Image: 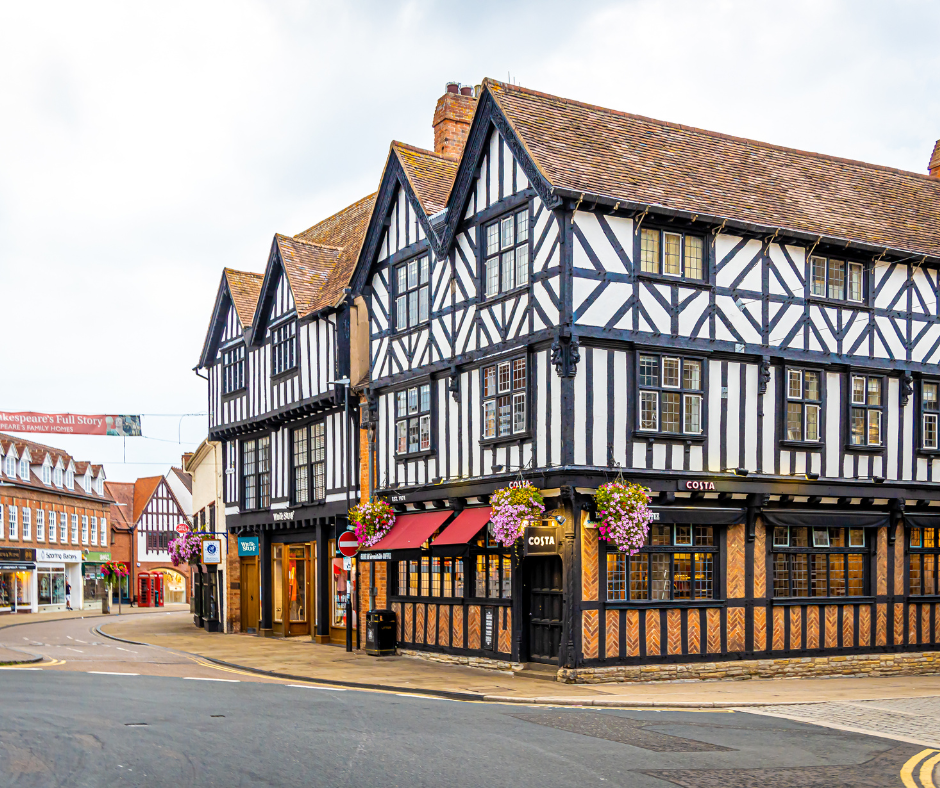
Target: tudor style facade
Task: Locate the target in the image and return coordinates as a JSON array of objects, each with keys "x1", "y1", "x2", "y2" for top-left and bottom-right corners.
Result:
[{"x1": 350, "y1": 80, "x2": 940, "y2": 680}]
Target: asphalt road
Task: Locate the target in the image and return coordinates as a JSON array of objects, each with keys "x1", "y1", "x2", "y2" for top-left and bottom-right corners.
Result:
[{"x1": 0, "y1": 615, "x2": 933, "y2": 787}]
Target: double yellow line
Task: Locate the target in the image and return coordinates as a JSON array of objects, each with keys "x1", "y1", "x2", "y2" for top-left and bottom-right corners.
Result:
[{"x1": 902, "y1": 749, "x2": 940, "y2": 788}]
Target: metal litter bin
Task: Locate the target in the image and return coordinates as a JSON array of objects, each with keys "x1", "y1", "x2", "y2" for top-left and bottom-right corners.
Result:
[{"x1": 365, "y1": 609, "x2": 397, "y2": 656}]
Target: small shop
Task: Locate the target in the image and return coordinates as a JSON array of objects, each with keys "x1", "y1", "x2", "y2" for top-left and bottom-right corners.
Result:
[
  {"x1": 81, "y1": 550, "x2": 111, "y2": 610},
  {"x1": 273, "y1": 542, "x2": 313, "y2": 637},
  {"x1": 152, "y1": 567, "x2": 188, "y2": 605},
  {"x1": 330, "y1": 543, "x2": 356, "y2": 642},
  {"x1": 0, "y1": 548, "x2": 37, "y2": 614},
  {"x1": 36, "y1": 549, "x2": 83, "y2": 612}
]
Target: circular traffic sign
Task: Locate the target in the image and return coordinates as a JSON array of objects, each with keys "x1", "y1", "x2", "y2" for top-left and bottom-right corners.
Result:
[
  {"x1": 337, "y1": 530, "x2": 359, "y2": 557},
  {"x1": 175, "y1": 522, "x2": 190, "y2": 533}
]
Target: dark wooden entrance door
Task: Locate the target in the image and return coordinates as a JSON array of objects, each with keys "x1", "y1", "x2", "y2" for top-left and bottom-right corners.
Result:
[
  {"x1": 240, "y1": 558, "x2": 259, "y2": 633},
  {"x1": 525, "y1": 556, "x2": 563, "y2": 663}
]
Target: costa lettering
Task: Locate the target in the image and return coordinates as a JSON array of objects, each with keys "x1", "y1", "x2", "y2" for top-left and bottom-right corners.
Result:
[
  {"x1": 527, "y1": 534, "x2": 556, "y2": 548},
  {"x1": 683, "y1": 481, "x2": 716, "y2": 491},
  {"x1": 523, "y1": 526, "x2": 560, "y2": 556}
]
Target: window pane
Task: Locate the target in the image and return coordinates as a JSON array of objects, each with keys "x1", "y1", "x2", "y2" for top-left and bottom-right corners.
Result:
[
  {"x1": 813, "y1": 528, "x2": 830, "y2": 547},
  {"x1": 911, "y1": 528, "x2": 922, "y2": 547},
  {"x1": 418, "y1": 287, "x2": 429, "y2": 323},
  {"x1": 455, "y1": 559, "x2": 464, "y2": 597},
  {"x1": 927, "y1": 529, "x2": 936, "y2": 549},
  {"x1": 483, "y1": 366, "x2": 496, "y2": 398},
  {"x1": 650, "y1": 554, "x2": 670, "y2": 600},
  {"x1": 787, "y1": 402, "x2": 803, "y2": 441},
  {"x1": 791, "y1": 527, "x2": 809, "y2": 548},
  {"x1": 398, "y1": 562, "x2": 407, "y2": 595},
  {"x1": 500, "y1": 216, "x2": 514, "y2": 249},
  {"x1": 639, "y1": 355, "x2": 659, "y2": 387},
  {"x1": 512, "y1": 358, "x2": 526, "y2": 390},
  {"x1": 498, "y1": 362, "x2": 511, "y2": 393},
  {"x1": 773, "y1": 527, "x2": 789, "y2": 547},
  {"x1": 684, "y1": 394, "x2": 701, "y2": 434},
  {"x1": 501, "y1": 250, "x2": 515, "y2": 291},
  {"x1": 684, "y1": 236, "x2": 703, "y2": 280},
  {"x1": 515, "y1": 243, "x2": 529, "y2": 287},
  {"x1": 488, "y1": 555, "x2": 499, "y2": 597},
  {"x1": 695, "y1": 553, "x2": 713, "y2": 599},
  {"x1": 420, "y1": 384, "x2": 430, "y2": 413},
  {"x1": 485, "y1": 256, "x2": 499, "y2": 297},
  {"x1": 806, "y1": 404, "x2": 820, "y2": 442},
  {"x1": 516, "y1": 210, "x2": 529, "y2": 243},
  {"x1": 497, "y1": 395, "x2": 512, "y2": 437},
  {"x1": 851, "y1": 408, "x2": 865, "y2": 445},
  {"x1": 848, "y1": 262, "x2": 863, "y2": 302},
  {"x1": 409, "y1": 560, "x2": 419, "y2": 596},
  {"x1": 926, "y1": 414, "x2": 938, "y2": 449},
  {"x1": 673, "y1": 554, "x2": 691, "y2": 599},
  {"x1": 926, "y1": 555, "x2": 936, "y2": 595},
  {"x1": 664, "y1": 233, "x2": 681, "y2": 276},
  {"x1": 420, "y1": 556, "x2": 430, "y2": 597},
  {"x1": 792, "y1": 554, "x2": 808, "y2": 596},
  {"x1": 629, "y1": 555, "x2": 648, "y2": 600},
  {"x1": 926, "y1": 383, "x2": 938, "y2": 408},
  {"x1": 397, "y1": 265, "x2": 407, "y2": 294},
  {"x1": 828, "y1": 259, "x2": 844, "y2": 300},
  {"x1": 407, "y1": 257, "x2": 418, "y2": 289},
  {"x1": 607, "y1": 553, "x2": 627, "y2": 601},
  {"x1": 811, "y1": 256, "x2": 826, "y2": 297},
  {"x1": 419, "y1": 415, "x2": 431, "y2": 451},
  {"x1": 408, "y1": 387, "x2": 418, "y2": 414},
  {"x1": 804, "y1": 371, "x2": 819, "y2": 401},
  {"x1": 675, "y1": 525, "x2": 692, "y2": 546},
  {"x1": 852, "y1": 376, "x2": 866, "y2": 404},
  {"x1": 829, "y1": 554, "x2": 846, "y2": 597},
  {"x1": 811, "y1": 554, "x2": 828, "y2": 596},
  {"x1": 683, "y1": 360, "x2": 701, "y2": 390},
  {"x1": 694, "y1": 526, "x2": 714, "y2": 546},
  {"x1": 419, "y1": 255, "x2": 429, "y2": 285},
  {"x1": 640, "y1": 229, "x2": 659, "y2": 274},
  {"x1": 396, "y1": 391, "x2": 407, "y2": 416},
  {"x1": 847, "y1": 554, "x2": 865, "y2": 596},
  {"x1": 867, "y1": 377, "x2": 882, "y2": 406},
  {"x1": 431, "y1": 558, "x2": 441, "y2": 597},
  {"x1": 788, "y1": 369, "x2": 802, "y2": 399},
  {"x1": 650, "y1": 524, "x2": 670, "y2": 546},
  {"x1": 408, "y1": 419, "x2": 419, "y2": 453},
  {"x1": 662, "y1": 392, "x2": 680, "y2": 433},
  {"x1": 512, "y1": 393, "x2": 526, "y2": 433},
  {"x1": 868, "y1": 410, "x2": 882, "y2": 445},
  {"x1": 396, "y1": 296, "x2": 407, "y2": 330},
  {"x1": 501, "y1": 557, "x2": 512, "y2": 599},
  {"x1": 486, "y1": 223, "x2": 500, "y2": 256},
  {"x1": 483, "y1": 400, "x2": 496, "y2": 439},
  {"x1": 849, "y1": 529, "x2": 865, "y2": 548},
  {"x1": 408, "y1": 290, "x2": 418, "y2": 327},
  {"x1": 911, "y1": 554, "x2": 923, "y2": 595},
  {"x1": 442, "y1": 559, "x2": 452, "y2": 598},
  {"x1": 662, "y1": 357, "x2": 680, "y2": 387},
  {"x1": 773, "y1": 554, "x2": 790, "y2": 597}
]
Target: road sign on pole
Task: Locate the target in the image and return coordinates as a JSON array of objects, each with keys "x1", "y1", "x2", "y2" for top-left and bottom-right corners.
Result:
[
  {"x1": 175, "y1": 522, "x2": 190, "y2": 533},
  {"x1": 337, "y1": 531, "x2": 359, "y2": 557}
]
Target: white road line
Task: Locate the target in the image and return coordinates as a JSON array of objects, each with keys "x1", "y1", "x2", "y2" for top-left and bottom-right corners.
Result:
[
  {"x1": 395, "y1": 693, "x2": 454, "y2": 701},
  {"x1": 183, "y1": 677, "x2": 240, "y2": 683},
  {"x1": 73, "y1": 640, "x2": 87, "y2": 644},
  {"x1": 287, "y1": 684, "x2": 347, "y2": 691},
  {"x1": 88, "y1": 671, "x2": 140, "y2": 676},
  {"x1": 0, "y1": 667, "x2": 42, "y2": 671},
  {"x1": 116, "y1": 647, "x2": 138, "y2": 654},
  {"x1": 65, "y1": 648, "x2": 84, "y2": 653},
  {"x1": 66, "y1": 636, "x2": 73, "y2": 640}
]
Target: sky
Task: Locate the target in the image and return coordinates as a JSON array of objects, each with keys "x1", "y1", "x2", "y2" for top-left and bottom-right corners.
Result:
[{"x1": 0, "y1": 0, "x2": 938, "y2": 481}]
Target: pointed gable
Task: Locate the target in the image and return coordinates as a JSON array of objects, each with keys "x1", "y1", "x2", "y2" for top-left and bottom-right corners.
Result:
[
  {"x1": 132, "y1": 475, "x2": 162, "y2": 523},
  {"x1": 198, "y1": 268, "x2": 262, "y2": 367},
  {"x1": 225, "y1": 269, "x2": 263, "y2": 329},
  {"x1": 393, "y1": 142, "x2": 459, "y2": 217}
]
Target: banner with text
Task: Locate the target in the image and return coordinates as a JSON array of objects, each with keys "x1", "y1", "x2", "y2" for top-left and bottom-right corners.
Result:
[{"x1": 0, "y1": 413, "x2": 142, "y2": 436}]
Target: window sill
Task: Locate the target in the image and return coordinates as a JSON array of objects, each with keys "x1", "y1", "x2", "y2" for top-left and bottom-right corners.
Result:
[
  {"x1": 635, "y1": 272, "x2": 712, "y2": 290},
  {"x1": 291, "y1": 499, "x2": 327, "y2": 508},
  {"x1": 779, "y1": 440, "x2": 824, "y2": 450},
  {"x1": 479, "y1": 432, "x2": 532, "y2": 447},
  {"x1": 395, "y1": 449, "x2": 436, "y2": 461},
  {"x1": 271, "y1": 367, "x2": 299, "y2": 384},
  {"x1": 222, "y1": 388, "x2": 246, "y2": 401},
  {"x1": 769, "y1": 596, "x2": 874, "y2": 605},
  {"x1": 807, "y1": 295, "x2": 871, "y2": 311},
  {"x1": 843, "y1": 444, "x2": 885, "y2": 454},
  {"x1": 632, "y1": 432, "x2": 706, "y2": 443},
  {"x1": 481, "y1": 285, "x2": 530, "y2": 307},
  {"x1": 916, "y1": 448, "x2": 940, "y2": 457}
]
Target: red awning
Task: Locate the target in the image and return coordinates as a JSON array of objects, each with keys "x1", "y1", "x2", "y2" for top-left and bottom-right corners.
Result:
[
  {"x1": 362, "y1": 511, "x2": 452, "y2": 554},
  {"x1": 431, "y1": 507, "x2": 491, "y2": 556}
]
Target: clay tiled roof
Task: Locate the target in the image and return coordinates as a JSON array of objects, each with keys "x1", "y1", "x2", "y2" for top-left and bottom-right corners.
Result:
[
  {"x1": 105, "y1": 481, "x2": 135, "y2": 530},
  {"x1": 930, "y1": 140, "x2": 940, "y2": 176},
  {"x1": 275, "y1": 235, "x2": 342, "y2": 317},
  {"x1": 292, "y1": 193, "x2": 376, "y2": 316},
  {"x1": 393, "y1": 142, "x2": 459, "y2": 216},
  {"x1": 223, "y1": 269, "x2": 263, "y2": 329},
  {"x1": 486, "y1": 79, "x2": 940, "y2": 258},
  {"x1": 132, "y1": 476, "x2": 162, "y2": 523},
  {"x1": 0, "y1": 432, "x2": 112, "y2": 502}
]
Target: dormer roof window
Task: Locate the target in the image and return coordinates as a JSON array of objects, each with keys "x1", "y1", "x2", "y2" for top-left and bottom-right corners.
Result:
[
  {"x1": 42, "y1": 465, "x2": 51, "y2": 485},
  {"x1": 66, "y1": 469, "x2": 74, "y2": 490},
  {"x1": 54, "y1": 466, "x2": 63, "y2": 488},
  {"x1": 4, "y1": 454, "x2": 15, "y2": 478},
  {"x1": 19, "y1": 459, "x2": 29, "y2": 481}
]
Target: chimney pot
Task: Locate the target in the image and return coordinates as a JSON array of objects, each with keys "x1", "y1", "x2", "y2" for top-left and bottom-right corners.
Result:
[
  {"x1": 930, "y1": 139, "x2": 940, "y2": 178},
  {"x1": 459, "y1": 85, "x2": 473, "y2": 97},
  {"x1": 433, "y1": 83, "x2": 478, "y2": 160},
  {"x1": 445, "y1": 81, "x2": 459, "y2": 94}
]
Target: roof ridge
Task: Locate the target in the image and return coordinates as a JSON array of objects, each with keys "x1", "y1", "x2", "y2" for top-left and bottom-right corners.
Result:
[
  {"x1": 294, "y1": 192, "x2": 379, "y2": 240},
  {"x1": 484, "y1": 78, "x2": 940, "y2": 185},
  {"x1": 391, "y1": 140, "x2": 454, "y2": 161},
  {"x1": 277, "y1": 233, "x2": 343, "y2": 252},
  {"x1": 223, "y1": 267, "x2": 263, "y2": 278}
]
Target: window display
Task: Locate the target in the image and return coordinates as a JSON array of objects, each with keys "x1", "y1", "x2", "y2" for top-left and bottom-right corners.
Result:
[{"x1": 38, "y1": 569, "x2": 66, "y2": 606}]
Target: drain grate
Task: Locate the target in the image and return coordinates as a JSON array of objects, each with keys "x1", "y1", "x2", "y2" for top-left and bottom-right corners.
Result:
[{"x1": 511, "y1": 712, "x2": 733, "y2": 753}]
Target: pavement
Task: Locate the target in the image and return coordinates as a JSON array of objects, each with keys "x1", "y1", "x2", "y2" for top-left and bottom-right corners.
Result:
[{"x1": 98, "y1": 611, "x2": 940, "y2": 711}]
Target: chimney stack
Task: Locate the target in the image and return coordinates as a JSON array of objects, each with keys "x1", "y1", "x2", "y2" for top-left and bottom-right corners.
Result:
[
  {"x1": 433, "y1": 81, "x2": 477, "y2": 160},
  {"x1": 930, "y1": 140, "x2": 940, "y2": 178}
]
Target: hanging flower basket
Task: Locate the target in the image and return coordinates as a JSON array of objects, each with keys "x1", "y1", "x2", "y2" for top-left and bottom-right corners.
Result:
[
  {"x1": 593, "y1": 481, "x2": 653, "y2": 554},
  {"x1": 489, "y1": 482, "x2": 545, "y2": 547},
  {"x1": 100, "y1": 560, "x2": 129, "y2": 586},
  {"x1": 168, "y1": 532, "x2": 203, "y2": 566},
  {"x1": 349, "y1": 498, "x2": 396, "y2": 548}
]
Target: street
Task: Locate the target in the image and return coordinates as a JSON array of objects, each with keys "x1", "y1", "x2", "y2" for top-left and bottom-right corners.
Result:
[{"x1": 0, "y1": 615, "x2": 937, "y2": 787}]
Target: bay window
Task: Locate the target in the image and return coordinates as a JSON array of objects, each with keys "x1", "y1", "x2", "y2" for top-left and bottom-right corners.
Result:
[
  {"x1": 482, "y1": 356, "x2": 527, "y2": 439},
  {"x1": 849, "y1": 373, "x2": 883, "y2": 447},
  {"x1": 785, "y1": 368, "x2": 821, "y2": 442}
]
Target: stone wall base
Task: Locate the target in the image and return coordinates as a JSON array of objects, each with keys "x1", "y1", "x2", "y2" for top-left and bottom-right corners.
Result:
[
  {"x1": 398, "y1": 648, "x2": 523, "y2": 673},
  {"x1": 558, "y1": 651, "x2": 940, "y2": 684}
]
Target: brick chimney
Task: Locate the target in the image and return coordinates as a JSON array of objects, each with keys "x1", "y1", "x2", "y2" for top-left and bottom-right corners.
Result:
[
  {"x1": 433, "y1": 81, "x2": 477, "y2": 160},
  {"x1": 930, "y1": 140, "x2": 940, "y2": 178}
]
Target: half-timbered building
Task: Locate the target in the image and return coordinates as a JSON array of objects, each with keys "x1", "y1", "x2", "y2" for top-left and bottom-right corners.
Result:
[
  {"x1": 198, "y1": 196, "x2": 374, "y2": 641},
  {"x1": 351, "y1": 79, "x2": 940, "y2": 681}
]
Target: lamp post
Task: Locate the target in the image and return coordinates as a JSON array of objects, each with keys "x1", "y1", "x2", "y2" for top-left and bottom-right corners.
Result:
[{"x1": 329, "y1": 377, "x2": 353, "y2": 652}]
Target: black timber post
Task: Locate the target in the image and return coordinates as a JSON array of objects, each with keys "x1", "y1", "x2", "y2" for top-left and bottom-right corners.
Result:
[
  {"x1": 559, "y1": 485, "x2": 579, "y2": 670},
  {"x1": 259, "y1": 529, "x2": 272, "y2": 633},
  {"x1": 316, "y1": 522, "x2": 330, "y2": 640},
  {"x1": 556, "y1": 208, "x2": 576, "y2": 465}
]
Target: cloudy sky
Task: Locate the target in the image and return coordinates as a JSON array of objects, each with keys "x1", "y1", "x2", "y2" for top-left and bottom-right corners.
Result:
[{"x1": 0, "y1": 0, "x2": 937, "y2": 481}]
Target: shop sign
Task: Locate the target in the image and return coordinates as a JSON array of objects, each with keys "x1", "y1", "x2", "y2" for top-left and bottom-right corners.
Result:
[
  {"x1": 37, "y1": 549, "x2": 82, "y2": 563},
  {"x1": 202, "y1": 540, "x2": 222, "y2": 565},
  {"x1": 272, "y1": 510, "x2": 295, "y2": 522},
  {"x1": 82, "y1": 551, "x2": 111, "y2": 563},
  {"x1": 175, "y1": 522, "x2": 190, "y2": 533},
  {"x1": 237, "y1": 536, "x2": 259, "y2": 557},
  {"x1": 0, "y1": 547, "x2": 35, "y2": 562},
  {"x1": 482, "y1": 607, "x2": 496, "y2": 651},
  {"x1": 359, "y1": 552, "x2": 391, "y2": 561},
  {"x1": 678, "y1": 480, "x2": 718, "y2": 492},
  {"x1": 523, "y1": 525, "x2": 560, "y2": 557}
]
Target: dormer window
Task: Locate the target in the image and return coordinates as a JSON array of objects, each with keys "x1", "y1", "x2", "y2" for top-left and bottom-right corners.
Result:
[
  {"x1": 395, "y1": 254, "x2": 430, "y2": 330},
  {"x1": 54, "y1": 467, "x2": 63, "y2": 487},
  {"x1": 18, "y1": 459, "x2": 28, "y2": 480},
  {"x1": 96, "y1": 477, "x2": 103, "y2": 495},
  {"x1": 4, "y1": 455, "x2": 14, "y2": 478},
  {"x1": 483, "y1": 208, "x2": 529, "y2": 299},
  {"x1": 42, "y1": 466, "x2": 51, "y2": 485},
  {"x1": 66, "y1": 469, "x2": 74, "y2": 490},
  {"x1": 272, "y1": 321, "x2": 297, "y2": 375},
  {"x1": 639, "y1": 227, "x2": 705, "y2": 282}
]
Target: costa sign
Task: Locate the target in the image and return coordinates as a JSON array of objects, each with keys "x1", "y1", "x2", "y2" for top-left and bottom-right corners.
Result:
[
  {"x1": 524, "y1": 525, "x2": 560, "y2": 557},
  {"x1": 681, "y1": 480, "x2": 717, "y2": 491}
]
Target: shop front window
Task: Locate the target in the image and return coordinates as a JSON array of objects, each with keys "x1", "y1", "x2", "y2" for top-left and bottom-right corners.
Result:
[
  {"x1": 273, "y1": 546, "x2": 284, "y2": 623},
  {"x1": 38, "y1": 569, "x2": 67, "y2": 606},
  {"x1": 331, "y1": 540, "x2": 356, "y2": 629},
  {"x1": 0, "y1": 570, "x2": 32, "y2": 609},
  {"x1": 470, "y1": 535, "x2": 512, "y2": 600},
  {"x1": 772, "y1": 526, "x2": 867, "y2": 597},
  {"x1": 288, "y1": 546, "x2": 306, "y2": 623},
  {"x1": 397, "y1": 557, "x2": 465, "y2": 598},
  {"x1": 909, "y1": 526, "x2": 940, "y2": 595}
]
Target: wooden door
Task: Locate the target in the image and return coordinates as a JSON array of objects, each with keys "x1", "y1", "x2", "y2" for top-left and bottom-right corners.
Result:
[
  {"x1": 525, "y1": 556, "x2": 563, "y2": 664},
  {"x1": 240, "y1": 559, "x2": 259, "y2": 633}
]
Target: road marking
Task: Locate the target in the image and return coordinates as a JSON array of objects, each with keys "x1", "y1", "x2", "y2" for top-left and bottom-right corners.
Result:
[
  {"x1": 287, "y1": 684, "x2": 347, "y2": 691},
  {"x1": 395, "y1": 693, "x2": 454, "y2": 701},
  {"x1": 116, "y1": 647, "x2": 138, "y2": 654},
  {"x1": 88, "y1": 671, "x2": 140, "y2": 676},
  {"x1": 65, "y1": 648, "x2": 84, "y2": 653},
  {"x1": 902, "y1": 749, "x2": 940, "y2": 788},
  {"x1": 66, "y1": 636, "x2": 73, "y2": 640},
  {"x1": 183, "y1": 677, "x2": 240, "y2": 683},
  {"x1": 73, "y1": 639, "x2": 87, "y2": 644},
  {"x1": 922, "y1": 752, "x2": 940, "y2": 788},
  {"x1": 0, "y1": 667, "x2": 42, "y2": 670}
]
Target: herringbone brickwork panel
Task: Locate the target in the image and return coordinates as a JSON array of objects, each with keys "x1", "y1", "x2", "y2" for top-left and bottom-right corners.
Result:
[
  {"x1": 772, "y1": 606, "x2": 785, "y2": 650},
  {"x1": 752, "y1": 607, "x2": 766, "y2": 652},
  {"x1": 895, "y1": 524, "x2": 905, "y2": 596},
  {"x1": 404, "y1": 603, "x2": 413, "y2": 644},
  {"x1": 626, "y1": 610, "x2": 640, "y2": 656},
  {"x1": 646, "y1": 609, "x2": 661, "y2": 656},
  {"x1": 605, "y1": 610, "x2": 620, "y2": 659},
  {"x1": 923, "y1": 605, "x2": 931, "y2": 645},
  {"x1": 581, "y1": 522, "x2": 598, "y2": 601},
  {"x1": 825, "y1": 605, "x2": 838, "y2": 648},
  {"x1": 754, "y1": 523, "x2": 766, "y2": 598},
  {"x1": 727, "y1": 524, "x2": 745, "y2": 598},
  {"x1": 499, "y1": 609, "x2": 512, "y2": 654},
  {"x1": 789, "y1": 606, "x2": 801, "y2": 650},
  {"x1": 843, "y1": 605, "x2": 854, "y2": 648},
  {"x1": 439, "y1": 605, "x2": 450, "y2": 647},
  {"x1": 468, "y1": 606, "x2": 480, "y2": 650},
  {"x1": 877, "y1": 527, "x2": 888, "y2": 596},
  {"x1": 727, "y1": 607, "x2": 745, "y2": 653},
  {"x1": 667, "y1": 609, "x2": 682, "y2": 655},
  {"x1": 583, "y1": 610, "x2": 599, "y2": 659},
  {"x1": 909, "y1": 604, "x2": 918, "y2": 645},
  {"x1": 688, "y1": 609, "x2": 701, "y2": 654},
  {"x1": 376, "y1": 562, "x2": 387, "y2": 609},
  {"x1": 806, "y1": 606, "x2": 819, "y2": 650},
  {"x1": 415, "y1": 603, "x2": 426, "y2": 645},
  {"x1": 935, "y1": 605, "x2": 940, "y2": 644},
  {"x1": 876, "y1": 603, "x2": 887, "y2": 646},
  {"x1": 895, "y1": 603, "x2": 905, "y2": 646},
  {"x1": 859, "y1": 604, "x2": 871, "y2": 648},
  {"x1": 453, "y1": 605, "x2": 463, "y2": 647},
  {"x1": 392, "y1": 601, "x2": 402, "y2": 642},
  {"x1": 706, "y1": 609, "x2": 721, "y2": 654},
  {"x1": 426, "y1": 604, "x2": 437, "y2": 646}
]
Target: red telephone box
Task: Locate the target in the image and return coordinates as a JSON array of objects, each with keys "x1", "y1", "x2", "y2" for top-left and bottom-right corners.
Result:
[
  {"x1": 138, "y1": 573, "x2": 152, "y2": 607},
  {"x1": 152, "y1": 573, "x2": 165, "y2": 607}
]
